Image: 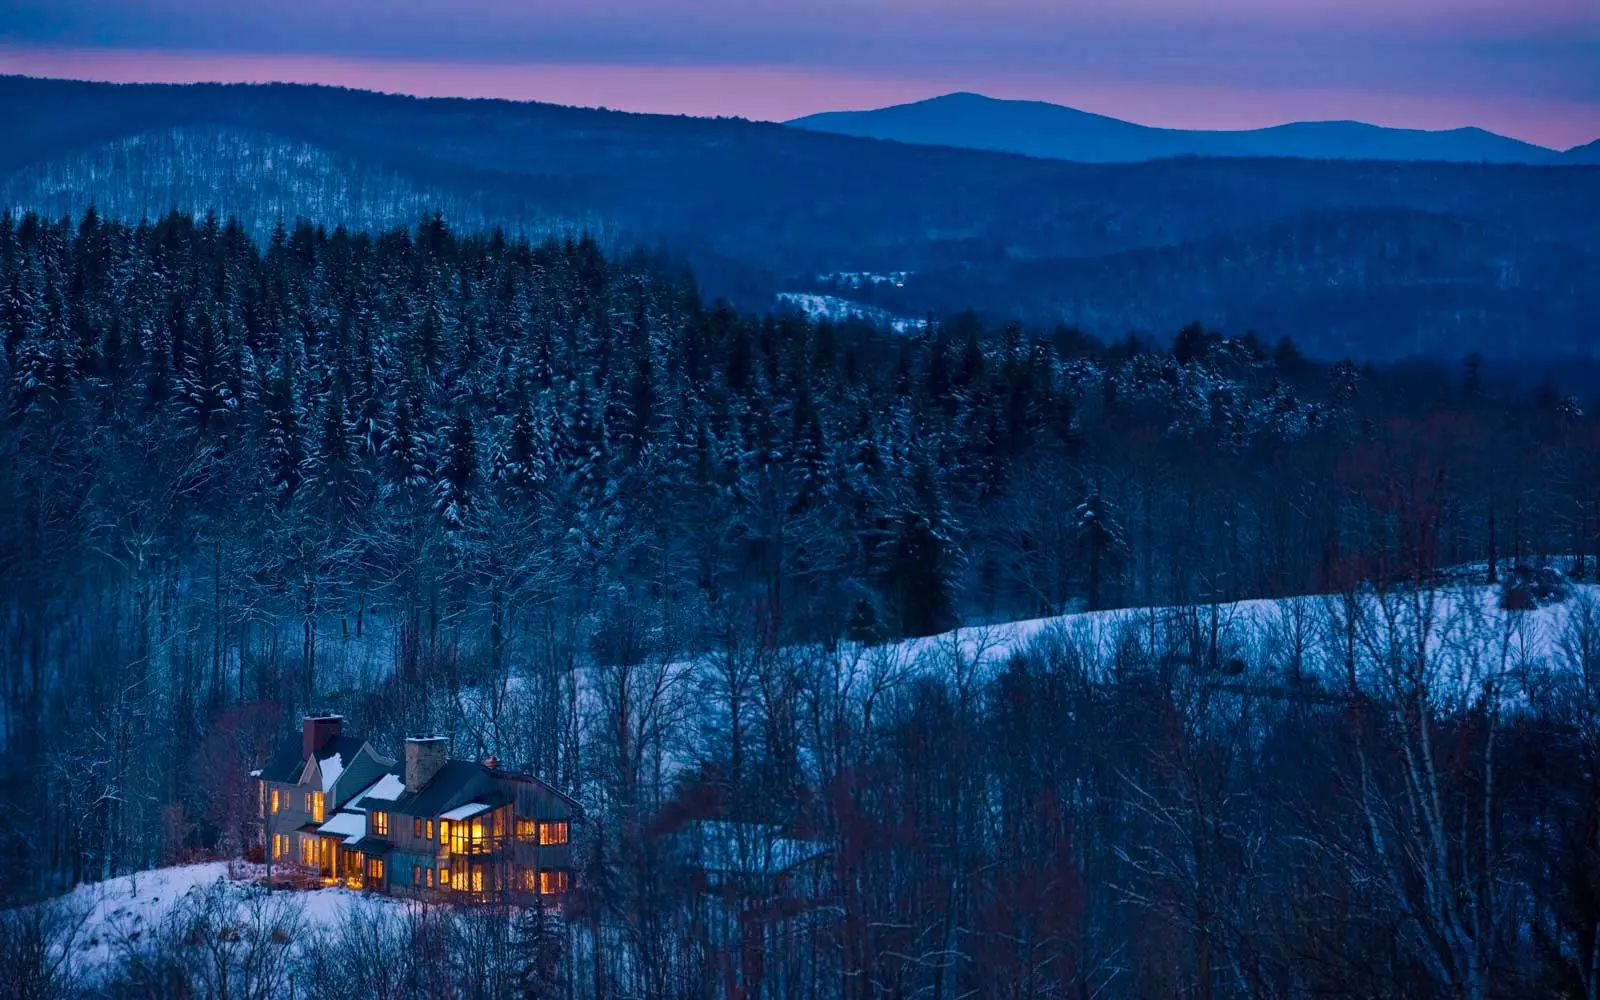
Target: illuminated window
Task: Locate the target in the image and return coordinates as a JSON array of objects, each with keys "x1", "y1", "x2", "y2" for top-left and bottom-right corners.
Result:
[
  {"x1": 439, "y1": 820, "x2": 450, "y2": 845},
  {"x1": 270, "y1": 789, "x2": 280, "y2": 813},
  {"x1": 272, "y1": 834, "x2": 287, "y2": 859},
  {"x1": 539, "y1": 822, "x2": 569, "y2": 846},
  {"x1": 299, "y1": 838, "x2": 318, "y2": 866},
  {"x1": 439, "y1": 867, "x2": 451, "y2": 888},
  {"x1": 259, "y1": 782, "x2": 265, "y2": 817},
  {"x1": 515, "y1": 817, "x2": 536, "y2": 841},
  {"x1": 520, "y1": 867, "x2": 536, "y2": 890},
  {"x1": 304, "y1": 792, "x2": 312, "y2": 813},
  {"x1": 412, "y1": 864, "x2": 420, "y2": 885},
  {"x1": 539, "y1": 870, "x2": 569, "y2": 894},
  {"x1": 492, "y1": 810, "x2": 505, "y2": 838},
  {"x1": 413, "y1": 818, "x2": 423, "y2": 838},
  {"x1": 426, "y1": 820, "x2": 434, "y2": 841},
  {"x1": 425, "y1": 867, "x2": 434, "y2": 888},
  {"x1": 311, "y1": 793, "x2": 325, "y2": 823},
  {"x1": 371, "y1": 811, "x2": 389, "y2": 836},
  {"x1": 369, "y1": 858, "x2": 384, "y2": 882},
  {"x1": 471, "y1": 866, "x2": 484, "y2": 893}
]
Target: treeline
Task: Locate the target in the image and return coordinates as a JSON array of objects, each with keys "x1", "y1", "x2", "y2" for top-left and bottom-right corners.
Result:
[
  {"x1": 1, "y1": 208, "x2": 1599, "y2": 996},
  {"x1": 8, "y1": 593, "x2": 1600, "y2": 999}
]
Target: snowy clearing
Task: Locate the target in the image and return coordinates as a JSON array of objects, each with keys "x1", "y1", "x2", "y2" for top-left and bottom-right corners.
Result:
[{"x1": 776, "y1": 292, "x2": 922, "y2": 333}]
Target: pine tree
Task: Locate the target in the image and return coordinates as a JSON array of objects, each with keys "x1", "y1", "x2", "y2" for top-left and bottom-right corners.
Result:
[
  {"x1": 437, "y1": 406, "x2": 478, "y2": 526},
  {"x1": 262, "y1": 350, "x2": 306, "y2": 506}
]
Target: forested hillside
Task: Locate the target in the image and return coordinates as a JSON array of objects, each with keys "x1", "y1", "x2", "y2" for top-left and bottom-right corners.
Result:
[
  {"x1": 3, "y1": 76, "x2": 1597, "y2": 361},
  {"x1": 5, "y1": 209, "x2": 1600, "y2": 998}
]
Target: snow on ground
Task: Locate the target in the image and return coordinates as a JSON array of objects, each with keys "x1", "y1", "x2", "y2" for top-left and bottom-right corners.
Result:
[
  {"x1": 777, "y1": 292, "x2": 921, "y2": 333},
  {"x1": 451, "y1": 575, "x2": 1600, "y2": 803},
  {"x1": 47, "y1": 861, "x2": 408, "y2": 982},
  {"x1": 815, "y1": 270, "x2": 912, "y2": 288},
  {"x1": 869, "y1": 578, "x2": 1600, "y2": 702}
]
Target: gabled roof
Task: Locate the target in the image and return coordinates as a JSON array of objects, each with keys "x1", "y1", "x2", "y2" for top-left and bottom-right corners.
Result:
[
  {"x1": 264, "y1": 729, "x2": 582, "y2": 820},
  {"x1": 258, "y1": 734, "x2": 370, "y2": 785},
  {"x1": 386, "y1": 760, "x2": 488, "y2": 818}
]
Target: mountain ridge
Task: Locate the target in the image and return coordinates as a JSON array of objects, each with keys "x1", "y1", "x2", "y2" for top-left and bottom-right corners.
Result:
[
  {"x1": 3, "y1": 75, "x2": 1596, "y2": 363},
  {"x1": 787, "y1": 91, "x2": 1582, "y2": 165}
]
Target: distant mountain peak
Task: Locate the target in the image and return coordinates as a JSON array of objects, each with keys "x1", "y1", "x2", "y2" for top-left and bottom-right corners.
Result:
[{"x1": 788, "y1": 93, "x2": 1561, "y2": 165}]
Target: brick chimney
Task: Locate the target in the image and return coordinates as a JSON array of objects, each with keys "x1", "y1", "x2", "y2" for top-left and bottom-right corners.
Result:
[
  {"x1": 405, "y1": 737, "x2": 448, "y2": 794},
  {"x1": 302, "y1": 715, "x2": 344, "y2": 759}
]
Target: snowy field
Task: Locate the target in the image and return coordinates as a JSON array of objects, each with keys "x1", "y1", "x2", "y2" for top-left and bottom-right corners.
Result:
[{"x1": 33, "y1": 862, "x2": 410, "y2": 985}]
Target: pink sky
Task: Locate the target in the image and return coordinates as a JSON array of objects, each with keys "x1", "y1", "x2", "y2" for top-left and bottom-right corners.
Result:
[
  {"x1": 3, "y1": 47, "x2": 1595, "y2": 149},
  {"x1": 2, "y1": 0, "x2": 1596, "y2": 149}
]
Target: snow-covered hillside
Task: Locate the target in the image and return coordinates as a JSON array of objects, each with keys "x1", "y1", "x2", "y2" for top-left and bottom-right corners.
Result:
[
  {"x1": 777, "y1": 292, "x2": 921, "y2": 333},
  {"x1": 38, "y1": 862, "x2": 406, "y2": 986}
]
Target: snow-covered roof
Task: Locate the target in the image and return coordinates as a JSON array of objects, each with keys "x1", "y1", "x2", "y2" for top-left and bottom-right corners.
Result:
[
  {"x1": 440, "y1": 801, "x2": 491, "y2": 822},
  {"x1": 248, "y1": 768, "x2": 262, "y2": 778},
  {"x1": 346, "y1": 772, "x2": 405, "y2": 809},
  {"x1": 318, "y1": 752, "x2": 344, "y2": 792},
  {"x1": 364, "y1": 772, "x2": 405, "y2": 801},
  {"x1": 316, "y1": 811, "x2": 366, "y2": 845}
]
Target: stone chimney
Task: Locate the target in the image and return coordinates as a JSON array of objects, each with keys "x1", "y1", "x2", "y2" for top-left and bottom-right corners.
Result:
[
  {"x1": 302, "y1": 715, "x2": 344, "y2": 759},
  {"x1": 405, "y1": 737, "x2": 448, "y2": 794}
]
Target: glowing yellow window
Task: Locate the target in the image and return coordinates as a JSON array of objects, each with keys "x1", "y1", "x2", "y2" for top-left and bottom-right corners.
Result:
[
  {"x1": 371, "y1": 811, "x2": 389, "y2": 836},
  {"x1": 520, "y1": 867, "x2": 536, "y2": 890},
  {"x1": 270, "y1": 789, "x2": 280, "y2": 813},
  {"x1": 369, "y1": 859, "x2": 384, "y2": 881},
  {"x1": 426, "y1": 820, "x2": 434, "y2": 841},
  {"x1": 515, "y1": 817, "x2": 536, "y2": 841},
  {"x1": 539, "y1": 870, "x2": 569, "y2": 894},
  {"x1": 539, "y1": 821, "x2": 569, "y2": 846},
  {"x1": 439, "y1": 867, "x2": 450, "y2": 888},
  {"x1": 471, "y1": 867, "x2": 484, "y2": 893},
  {"x1": 311, "y1": 792, "x2": 325, "y2": 823}
]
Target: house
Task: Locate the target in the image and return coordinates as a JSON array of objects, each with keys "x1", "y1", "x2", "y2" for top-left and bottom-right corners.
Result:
[{"x1": 256, "y1": 716, "x2": 581, "y2": 902}]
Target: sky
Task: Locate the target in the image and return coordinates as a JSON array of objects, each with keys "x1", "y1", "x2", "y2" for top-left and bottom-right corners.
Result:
[{"x1": 1, "y1": 0, "x2": 1596, "y2": 148}]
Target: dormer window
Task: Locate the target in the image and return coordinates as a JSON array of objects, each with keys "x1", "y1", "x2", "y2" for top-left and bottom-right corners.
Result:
[{"x1": 372, "y1": 810, "x2": 389, "y2": 836}]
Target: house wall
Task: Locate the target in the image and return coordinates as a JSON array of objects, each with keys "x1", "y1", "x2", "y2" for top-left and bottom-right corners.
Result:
[
  {"x1": 262, "y1": 779, "x2": 315, "y2": 861},
  {"x1": 378, "y1": 773, "x2": 577, "y2": 899}
]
